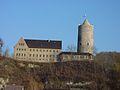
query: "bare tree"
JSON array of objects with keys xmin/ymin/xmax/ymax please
[
  {"xmin": 3, "ymin": 48, "xmax": 10, "ymax": 57},
  {"xmin": 93, "ymin": 46, "xmax": 97, "ymax": 56},
  {"xmin": 66, "ymin": 44, "xmax": 76, "ymax": 52},
  {"xmin": 0, "ymin": 38, "xmax": 4, "ymax": 56},
  {"xmin": 66, "ymin": 45, "xmax": 77, "ymax": 61}
]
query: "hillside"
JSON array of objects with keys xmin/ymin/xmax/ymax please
[{"xmin": 0, "ymin": 52, "xmax": 120, "ymax": 90}]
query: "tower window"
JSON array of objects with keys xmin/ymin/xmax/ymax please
[
  {"xmin": 80, "ymin": 43, "xmax": 81, "ymax": 45},
  {"xmin": 87, "ymin": 43, "xmax": 89, "ymax": 46}
]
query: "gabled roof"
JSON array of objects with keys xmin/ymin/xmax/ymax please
[{"xmin": 24, "ymin": 39, "xmax": 62, "ymax": 49}]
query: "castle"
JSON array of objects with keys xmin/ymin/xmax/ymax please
[{"xmin": 14, "ymin": 18, "xmax": 94, "ymax": 62}]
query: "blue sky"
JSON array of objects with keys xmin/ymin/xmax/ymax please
[{"xmin": 0, "ymin": 0, "xmax": 120, "ymax": 54}]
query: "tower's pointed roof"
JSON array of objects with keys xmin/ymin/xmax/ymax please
[{"xmin": 83, "ymin": 18, "xmax": 91, "ymax": 25}]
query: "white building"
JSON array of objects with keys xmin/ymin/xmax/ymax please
[{"xmin": 14, "ymin": 37, "xmax": 62, "ymax": 62}]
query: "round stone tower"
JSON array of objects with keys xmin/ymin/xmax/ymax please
[{"xmin": 77, "ymin": 18, "xmax": 94, "ymax": 54}]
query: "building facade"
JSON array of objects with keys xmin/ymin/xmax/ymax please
[
  {"xmin": 58, "ymin": 52, "xmax": 93, "ymax": 62},
  {"xmin": 14, "ymin": 37, "xmax": 62, "ymax": 62}
]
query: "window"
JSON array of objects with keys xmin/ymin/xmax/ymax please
[
  {"xmin": 53, "ymin": 50, "xmax": 55, "ymax": 52},
  {"xmin": 43, "ymin": 55, "xmax": 45, "ymax": 57},
  {"xmin": 39, "ymin": 55, "xmax": 41, "ymax": 57},
  {"xmin": 33, "ymin": 54, "xmax": 34, "ymax": 57},
  {"xmin": 53, "ymin": 55, "xmax": 55, "ymax": 57},
  {"xmin": 46, "ymin": 55, "xmax": 48, "ymax": 57},
  {"xmin": 83, "ymin": 55, "xmax": 86, "ymax": 59},
  {"xmin": 24, "ymin": 49, "xmax": 26, "ymax": 51},
  {"xmin": 86, "ymin": 56, "xmax": 88, "ymax": 59},
  {"xmin": 36, "ymin": 49, "xmax": 38, "ymax": 52},
  {"xmin": 87, "ymin": 43, "xmax": 89, "ymax": 46},
  {"xmin": 33, "ymin": 49, "xmax": 35, "ymax": 51},
  {"xmin": 30, "ymin": 49, "xmax": 31, "ymax": 51},
  {"xmin": 29, "ymin": 54, "xmax": 31, "ymax": 57},
  {"xmin": 43, "ymin": 50, "xmax": 45, "ymax": 52},
  {"xmin": 24, "ymin": 54, "xmax": 26, "ymax": 56},
  {"xmin": 46, "ymin": 50, "xmax": 48, "ymax": 52},
  {"xmin": 80, "ymin": 55, "xmax": 84, "ymax": 58}
]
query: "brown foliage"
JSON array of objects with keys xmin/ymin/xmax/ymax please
[{"xmin": 0, "ymin": 52, "xmax": 120, "ymax": 90}]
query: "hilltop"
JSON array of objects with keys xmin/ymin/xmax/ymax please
[{"xmin": 0, "ymin": 52, "xmax": 120, "ymax": 90}]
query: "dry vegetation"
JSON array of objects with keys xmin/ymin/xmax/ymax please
[{"xmin": 0, "ymin": 52, "xmax": 120, "ymax": 90}]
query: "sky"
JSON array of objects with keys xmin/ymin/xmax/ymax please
[{"xmin": 0, "ymin": 0, "xmax": 120, "ymax": 54}]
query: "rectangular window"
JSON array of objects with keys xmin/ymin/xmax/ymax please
[
  {"xmin": 16, "ymin": 53, "xmax": 18, "ymax": 56},
  {"xmin": 39, "ymin": 55, "xmax": 41, "ymax": 57},
  {"xmin": 43, "ymin": 55, "xmax": 45, "ymax": 57}
]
